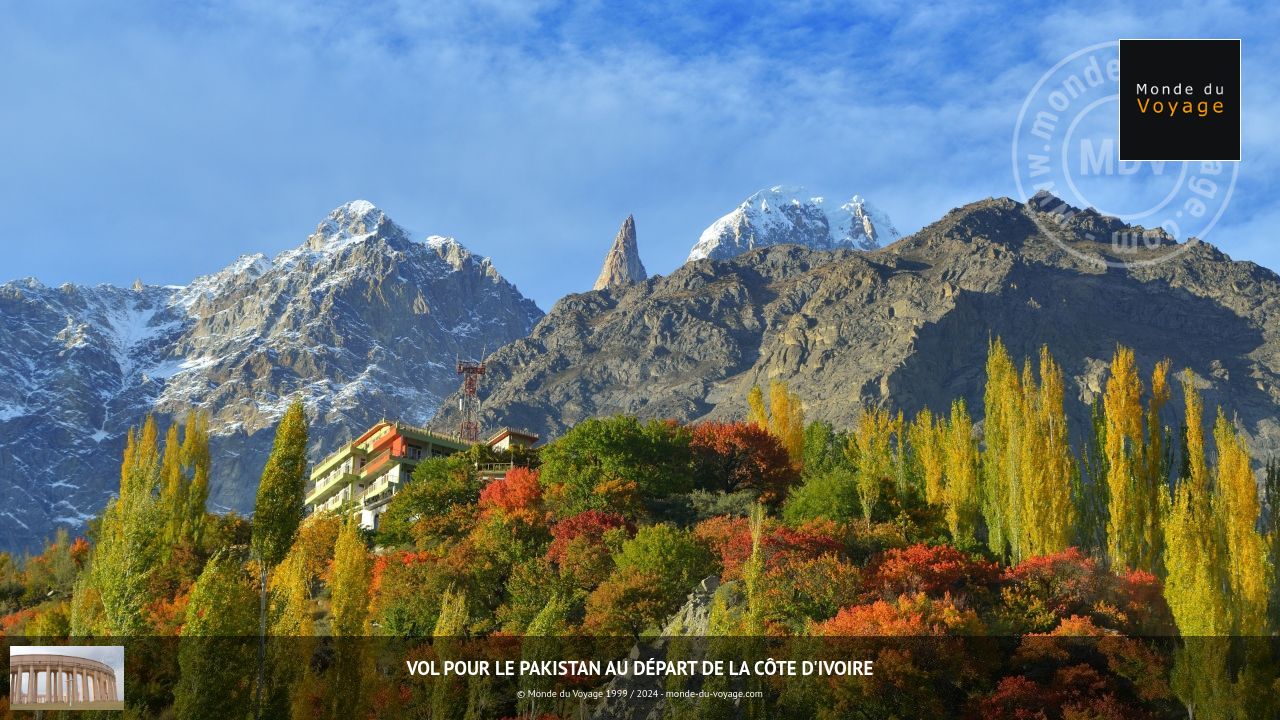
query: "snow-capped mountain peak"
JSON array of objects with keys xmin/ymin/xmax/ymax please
[
  {"xmin": 687, "ymin": 186, "xmax": 900, "ymax": 262},
  {"xmin": 0, "ymin": 201, "xmax": 544, "ymax": 554},
  {"xmin": 306, "ymin": 199, "xmax": 398, "ymax": 252}
]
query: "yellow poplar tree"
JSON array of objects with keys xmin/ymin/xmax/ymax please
[
  {"xmin": 981, "ymin": 338, "xmax": 1021, "ymax": 560},
  {"xmin": 1163, "ymin": 374, "xmax": 1230, "ymax": 636},
  {"xmin": 1213, "ymin": 409, "xmax": 1270, "ymax": 636},
  {"xmin": 768, "ymin": 380, "xmax": 806, "ymax": 467},
  {"xmin": 849, "ymin": 406, "xmax": 901, "ymax": 522},
  {"xmin": 746, "ymin": 385, "xmax": 768, "ymax": 429},
  {"xmin": 329, "ymin": 518, "xmax": 369, "ymax": 636},
  {"xmin": 745, "ymin": 380, "xmax": 806, "ymax": 467},
  {"xmin": 1016, "ymin": 346, "xmax": 1076, "ymax": 559},
  {"xmin": 908, "ymin": 408, "xmax": 945, "ymax": 506},
  {"xmin": 1103, "ymin": 346, "xmax": 1170, "ymax": 573},
  {"xmin": 941, "ymin": 399, "xmax": 981, "ymax": 545}
]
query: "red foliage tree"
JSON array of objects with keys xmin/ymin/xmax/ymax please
[
  {"xmin": 694, "ymin": 515, "xmax": 842, "ymax": 580},
  {"xmin": 478, "ymin": 467, "xmax": 546, "ymax": 525},
  {"xmin": 1000, "ymin": 548, "xmax": 1174, "ymax": 635},
  {"xmin": 863, "ymin": 543, "xmax": 999, "ymax": 601},
  {"xmin": 689, "ymin": 421, "xmax": 799, "ymax": 502},
  {"xmin": 816, "ymin": 592, "xmax": 984, "ymax": 636},
  {"xmin": 545, "ymin": 510, "xmax": 633, "ymax": 565}
]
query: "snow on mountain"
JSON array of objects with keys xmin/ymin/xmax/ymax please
[
  {"xmin": 687, "ymin": 186, "xmax": 900, "ymax": 262},
  {"xmin": 0, "ymin": 201, "xmax": 543, "ymax": 553}
]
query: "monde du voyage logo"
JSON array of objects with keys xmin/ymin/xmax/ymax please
[{"xmin": 1013, "ymin": 39, "xmax": 1241, "ymax": 268}]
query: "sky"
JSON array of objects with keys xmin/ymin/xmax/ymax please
[{"xmin": 1, "ymin": 0, "xmax": 1277, "ymax": 311}]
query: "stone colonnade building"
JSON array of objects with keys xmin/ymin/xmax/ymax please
[{"xmin": 9, "ymin": 653, "xmax": 118, "ymax": 705}]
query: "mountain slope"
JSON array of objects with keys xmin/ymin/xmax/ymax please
[
  {"xmin": 433, "ymin": 196, "xmax": 1280, "ymax": 464},
  {"xmin": 0, "ymin": 201, "xmax": 543, "ymax": 552},
  {"xmin": 687, "ymin": 186, "xmax": 900, "ymax": 262}
]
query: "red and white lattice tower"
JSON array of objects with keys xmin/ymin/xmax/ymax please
[{"xmin": 456, "ymin": 357, "xmax": 486, "ymax": 443}]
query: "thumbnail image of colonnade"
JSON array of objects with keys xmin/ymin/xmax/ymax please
[{"xmin": 9, "ymin": 653, "xmax": 118, "ymax": 705}]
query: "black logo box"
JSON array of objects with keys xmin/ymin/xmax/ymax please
[{"xmin": 1119, "ymin": 39, "xmax": 1241, "ymax": 162}]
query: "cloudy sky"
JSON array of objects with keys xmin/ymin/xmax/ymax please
[{"xmin": 2, "ymin": 1, "xmax": 1276, "ymax": 310}]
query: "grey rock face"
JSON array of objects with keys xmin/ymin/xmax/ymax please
[
  {"xmin": 435, "ymin": 196, "xmax": 1280, "ymax": 467},
  {"xmin": 0, "ymin": 201, "xmax": 543, "ymax": 553},
  {"xmin": 593, "ymin": 215, "xmax": 647, "ymax": 291}
]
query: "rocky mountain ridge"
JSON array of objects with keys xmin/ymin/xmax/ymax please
[
  {"xmin": 0, "ymin": 201, "xmax": 543, "ymax": 552},
  {"xmin": 434, "ymin": 195, "xmax": 1280, "ymax": 466}
]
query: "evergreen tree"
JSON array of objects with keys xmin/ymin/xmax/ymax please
[
  {"xmin": 329, "ymin": 517, "xmax": 369, "ymax": 636},
  {"xmin": 251, "ymin": 399, "xmax": 309, "ymax": 568}
]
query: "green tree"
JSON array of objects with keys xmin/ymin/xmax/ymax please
[
  {"xmin": 176, "ymin": 551, "xmax": 257, "ymax": 720},
  {"xmin": 378, "ymin": 454, "xmax": 479, "ymax": 547},
  {"xmin": 75, "ymin": 415, "xmax": 165, "ymax": 635},
  {"xmin": 538, "ymin": 416, "xmax": 692, "ymax": 518},
  {"xmin": 251, "ymin": 399, "xmax": 310, "ymax": 568},
  {"xmin": 181, "ymin": 410, "xmax": 212, "ymax": 548}
]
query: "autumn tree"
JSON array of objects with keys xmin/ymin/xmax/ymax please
[
  {"xmin": 1015, "ymin": 346, "xmax": 1076, "ymax": 559},
  {"xmin": 982, "ymin": 338, "xmax": 1021, "ymax": 561},
  {"xmin": 908, "ymin": 408, "xmax": 945, "ymax": 507},
  {"xmin": 1103, "ymin": 347, "xmax": 1170, "ymax": 573},
  {"xmin": 746, "ymin": 381, "xmax": 806, "ymax": 467},
  {"xmin": 848, "ymin": 405, "xmax": 903, "ymax": 522},
  {"xmin": 1163, "ymin": 374, "xmax": 1230, "ymax": 636},
  {"xmin": 690, "ymin": 421, "xmax": 799, "ymax": 503},
  {"xmin": 1213, "ymin": 409, "xmax": 1270, "ymax": 636},
  {"xmin": 329, "ymin": 517, "xmax": 369, "ymax": 636},
  {"xmin": 940, "ymin": 400, "xmax": 981, "ymax": 545}
]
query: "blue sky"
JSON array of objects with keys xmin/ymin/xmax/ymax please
[{"xmin": 2, "ymin": 1, "xmax": 1277, "ymax": 310}]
